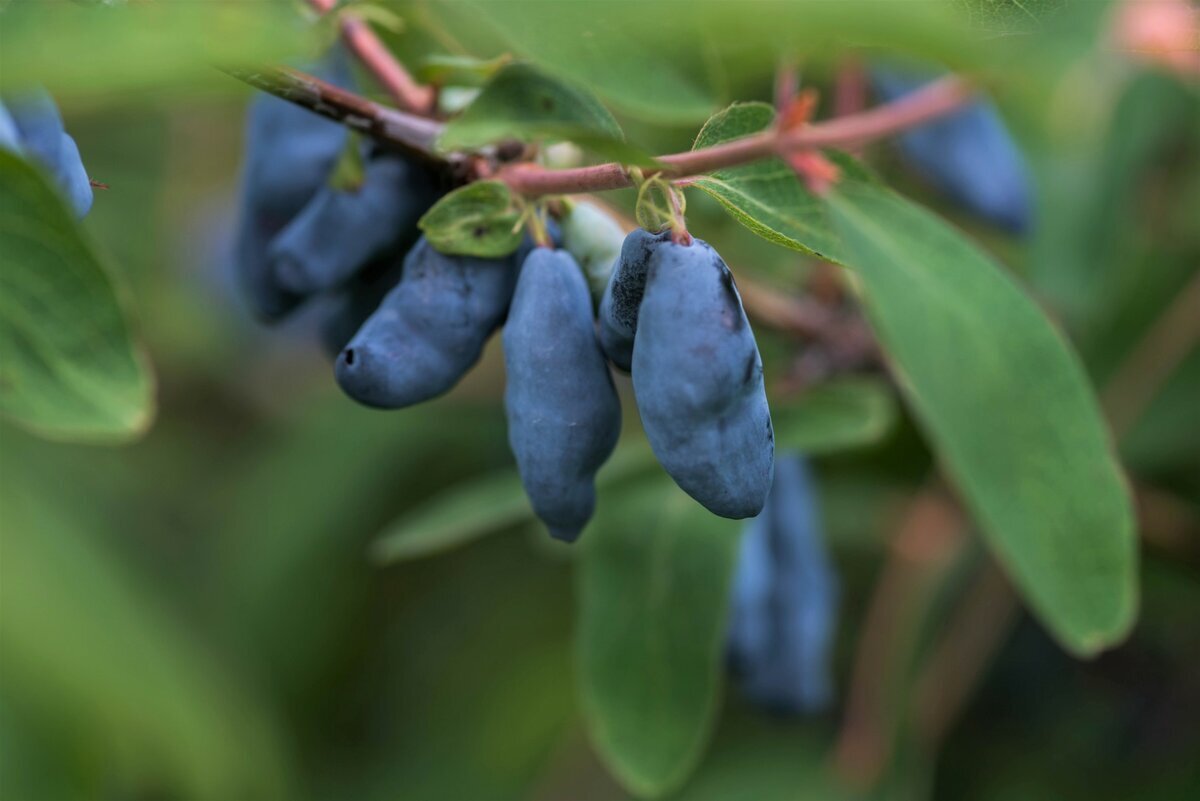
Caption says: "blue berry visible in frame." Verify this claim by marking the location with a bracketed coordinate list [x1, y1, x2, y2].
[871, 65, 1032, 234]
[597, 228, 670, 371]
[335, 236, 521, 408]
[2, 91, 93, 217]
[269, 144, 438, 295]
[631, 237, 774, 519]
[232, 50, 352, 320]
[728, 454, 839, 714]
[503, 248, 621, 541]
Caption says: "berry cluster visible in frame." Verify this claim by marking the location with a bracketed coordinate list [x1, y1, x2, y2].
[0, 90, 93, 218]
[727, 454, 839, 714]
[234, 54, 777, 540]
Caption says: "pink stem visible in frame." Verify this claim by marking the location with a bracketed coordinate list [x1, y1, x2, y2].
[307, 0, 435, 115]
[499, 77, 973, 196]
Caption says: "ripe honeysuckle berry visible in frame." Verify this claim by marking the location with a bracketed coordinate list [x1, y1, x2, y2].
[270, 144, 438, 295]
[728, 454, 839, 714]
[871, 65, 1033, 234]
[598, 227, 671, 372]
[2, 91, 93, 217]
[504, 247, 621, 541]
[232, 49, 353, 321]
[335, 236, 522, 408]
[631, 236, 774, 519]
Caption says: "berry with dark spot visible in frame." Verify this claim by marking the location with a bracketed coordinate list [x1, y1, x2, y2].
[598, 227, 671, 371]
[631, 237, 773, 519]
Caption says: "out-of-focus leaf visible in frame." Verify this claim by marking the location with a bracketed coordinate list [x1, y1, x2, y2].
[0, 150, 154, 441]
[579, 480, 740, 797]
[438, 62, 652, 164]
[0, 458, 291, 799]
[0, 0, 303, 98]
[660, 717, 840, 801]
[772, 378, 898, 455]
[417, 53, 512, 86]
[456, 2, 723, 123]
[826, 180, 1137, 656]
[371, 439, 659, 564]
[1121, 347, 1200, 474]
[1029, 71, 1200, 349]
[419, 180, 523, 257]
[371, 469, 532, 563]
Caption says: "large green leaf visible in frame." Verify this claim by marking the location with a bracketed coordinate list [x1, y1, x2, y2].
[826, 181, 1137, 656]
[456, 2, 723, 124]
[0, 0, 302, 98]
[438, 62, 650, 163]
[773, 377, 898, 455]
[0, 150, 154, 441]
[578, 480, 740, 798]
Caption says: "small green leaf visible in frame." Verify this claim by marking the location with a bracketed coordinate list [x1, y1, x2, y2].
[773, 378, 898, 454]
[826, 181, 1138, 656]
[419, 180, 524, 257]
[328, 132, 366, 192]
[0, 150, 154, 441]
[579, 480, 740, 798]
[418, 53, 512, 86]
[690, 103, 846, 260]
[438, 62, 653, 164]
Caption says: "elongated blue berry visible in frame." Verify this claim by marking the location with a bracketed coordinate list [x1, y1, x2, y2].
[504, 248, 621, 541]
[632, 237, 773, 518]
[871, 65, 1032, 233]
[597, 228, 670, 371]
[728, 454, 839, 714]
[335, 237, 520, 408]
[3, 91, 93, 217]
[233, 51, 351, 320]
[270, 145, 437, 295]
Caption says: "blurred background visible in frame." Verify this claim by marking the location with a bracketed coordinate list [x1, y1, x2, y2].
[2, 1, 1199, 799]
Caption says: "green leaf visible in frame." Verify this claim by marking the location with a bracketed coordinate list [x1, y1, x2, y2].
[825, 181, 1137, 656]
[456, 2, 722, 124]
[773, 378, 898, 455]
[328, 131, 366, 192]
[418, 53, 512, 86]
[579, 480, 740, 798]
[0, 150, 154, 441]
[370, 470, 533, 564]
[0, 0, 303, 99]
[690, 103, 846, 261]
[437, 62, 652, 164]
[418, 180, 523, 257]
[371, 439, 659, 565]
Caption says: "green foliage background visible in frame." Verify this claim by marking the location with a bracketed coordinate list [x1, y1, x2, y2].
[1, 1, 1198, 799]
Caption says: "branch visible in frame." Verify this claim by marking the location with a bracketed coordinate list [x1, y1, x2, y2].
[237, 59, 972, 198]
[307, 0, 436, 115]
[224, 65, 447, 164]
[498, 77, 973, 196]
